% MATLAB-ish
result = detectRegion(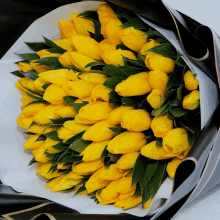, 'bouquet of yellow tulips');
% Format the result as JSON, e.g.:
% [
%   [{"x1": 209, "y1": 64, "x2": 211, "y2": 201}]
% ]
[{"x1": 11, "y1": 2, "x2": 201, "y2": 210}]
